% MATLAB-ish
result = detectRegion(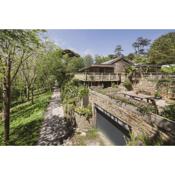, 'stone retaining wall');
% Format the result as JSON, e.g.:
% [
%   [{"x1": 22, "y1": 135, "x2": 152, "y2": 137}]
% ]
[
  {"x1": 74, "y1": 112, "x2": 93, "y2": 131},
  {"x1": 89, "y1": 90, "x2": 175, "y2": 144}
]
